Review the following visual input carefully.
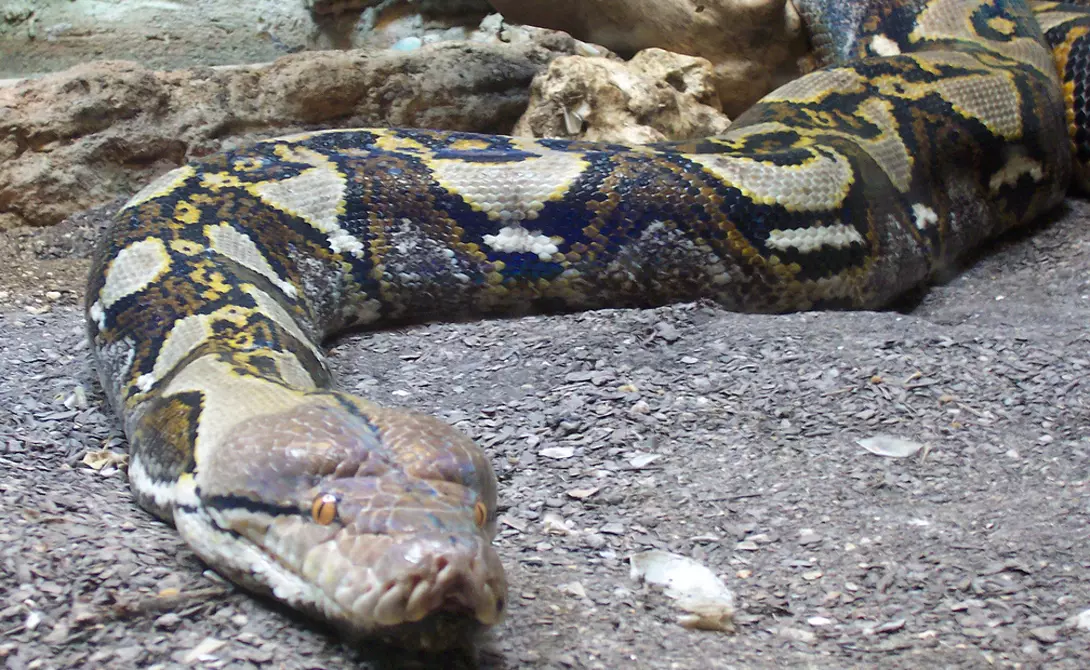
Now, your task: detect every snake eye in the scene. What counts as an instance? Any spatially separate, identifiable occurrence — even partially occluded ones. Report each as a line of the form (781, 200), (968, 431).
(311, 493), (338, 526)
(473, 501), (488, 528)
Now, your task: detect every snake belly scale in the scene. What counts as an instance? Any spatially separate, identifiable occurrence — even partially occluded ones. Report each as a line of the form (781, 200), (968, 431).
(86, 0), (1089, 651)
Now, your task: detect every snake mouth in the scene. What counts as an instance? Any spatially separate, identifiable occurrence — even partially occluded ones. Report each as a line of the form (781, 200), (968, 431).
(289, 528), (507, 651)
(326, 545), (507, 651)
(317, 536), (507, 629)
(176, 502), (506, 651)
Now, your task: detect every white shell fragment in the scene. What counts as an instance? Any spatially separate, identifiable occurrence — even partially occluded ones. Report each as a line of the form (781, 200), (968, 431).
(1073, 608), (1090, 631)
(81, 449), (129, 471)
(629, 550), (735, 632)
(628, 452), (663, 468)
(539, 446), (576, 459)
(856, 434), (924, 458)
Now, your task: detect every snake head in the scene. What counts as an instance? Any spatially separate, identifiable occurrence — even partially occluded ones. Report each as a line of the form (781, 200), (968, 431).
(173, 396), (506, 651)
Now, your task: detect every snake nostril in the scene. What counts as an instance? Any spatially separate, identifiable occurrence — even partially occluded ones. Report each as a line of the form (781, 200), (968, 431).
(496, 597), (505, 612)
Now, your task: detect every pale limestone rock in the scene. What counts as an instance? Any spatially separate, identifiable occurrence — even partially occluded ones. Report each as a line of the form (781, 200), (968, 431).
(1, 0), (495, 79)
(513, 48), (731, 144)
(487, 0), (808, 116)
(308, 0), (490, 15)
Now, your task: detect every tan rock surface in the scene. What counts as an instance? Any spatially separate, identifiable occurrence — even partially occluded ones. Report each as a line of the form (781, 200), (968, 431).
(0, 37), (576, 230)
(487, 0), (808, 116)
(0, 0), (493, 78)
(513, 48), (731, 144)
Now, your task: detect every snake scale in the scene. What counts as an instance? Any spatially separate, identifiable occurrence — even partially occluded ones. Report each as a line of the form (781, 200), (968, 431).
(85, 0), (1090, 652)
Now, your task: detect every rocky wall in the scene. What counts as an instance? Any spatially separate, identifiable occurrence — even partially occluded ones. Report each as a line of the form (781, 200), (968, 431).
(0, 0), (493, 79)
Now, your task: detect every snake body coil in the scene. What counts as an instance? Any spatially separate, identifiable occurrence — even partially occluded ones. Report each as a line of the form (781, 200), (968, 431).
(86, 0), (1090, 651)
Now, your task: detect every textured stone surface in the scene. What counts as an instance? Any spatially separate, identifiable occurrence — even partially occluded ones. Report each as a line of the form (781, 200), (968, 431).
(0, 0), (495, 78)
(487, 0), (809, 116)
(308, 0), (490, 15)
(513, 48), (731, 144)
(0, 36), (576, 229)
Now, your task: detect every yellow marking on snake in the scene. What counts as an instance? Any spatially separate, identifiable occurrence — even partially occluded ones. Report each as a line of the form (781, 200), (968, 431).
(124, 165), (195, 210)
(933, 73), (1025, 137)
(686, 149), (854, 210)
(763, 67), (867, 103)
(96, 238), (171, 312)
(1034, 7), (1089, 33)
(161, 355), (325, 463)
(206, 223), (299, 299)
(249, 146), (358, 257)
(146, 305), (249, 391)
(429, 142), (589, 222)
(914, 0), (1058, 77)
(243, 285), (323, 359)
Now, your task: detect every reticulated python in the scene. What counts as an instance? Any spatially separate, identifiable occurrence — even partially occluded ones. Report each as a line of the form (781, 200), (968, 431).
(85, 0), (1090, 651)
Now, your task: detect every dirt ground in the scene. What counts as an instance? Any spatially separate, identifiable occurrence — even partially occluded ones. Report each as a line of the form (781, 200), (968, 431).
(0, 196), (1087, 669)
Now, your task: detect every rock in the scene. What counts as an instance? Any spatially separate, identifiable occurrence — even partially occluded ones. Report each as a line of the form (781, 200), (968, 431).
(487, 0), (808, 117)
(0, 36), (576, 229)
(309, 0), (490, 15)
(154, 613), (181, 630)
(778, 627), (816, 643)
(2, 0), (494, 79)
(513, 48), (731, 144)
(1029, 626), (1061, 644)
(1074, 608), (1090, 631)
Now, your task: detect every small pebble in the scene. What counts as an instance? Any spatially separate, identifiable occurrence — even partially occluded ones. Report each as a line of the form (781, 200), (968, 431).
(779, 627), (816, 643)
(1029, 626), (1061, 644)
(391, 36), (423, 51)
(1075, 609), (1090, 631)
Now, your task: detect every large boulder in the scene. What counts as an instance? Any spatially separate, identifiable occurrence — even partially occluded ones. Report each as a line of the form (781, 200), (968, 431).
(487, 0), (808, 116)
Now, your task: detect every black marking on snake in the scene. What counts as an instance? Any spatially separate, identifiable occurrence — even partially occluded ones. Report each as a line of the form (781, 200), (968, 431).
(1065, 28), (1090, 164)
(202, 493), (306, 520)
(202, 146), (310, 184)
(290, 129), (382, 154)
(329, 392), (385, 437)
(972, 1), (1035, 42)
(130, 391), (204, 480)
(536, 137), (634, 154)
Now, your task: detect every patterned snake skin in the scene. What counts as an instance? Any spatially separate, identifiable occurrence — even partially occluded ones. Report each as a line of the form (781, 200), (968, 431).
(86, 0), (1090, 651)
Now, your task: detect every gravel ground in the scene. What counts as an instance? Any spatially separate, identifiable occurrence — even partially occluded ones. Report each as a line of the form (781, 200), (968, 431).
(0, 199), (1088, 669)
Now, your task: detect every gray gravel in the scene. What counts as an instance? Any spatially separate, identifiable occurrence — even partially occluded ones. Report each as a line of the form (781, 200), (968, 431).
(0, 199), (1087, 669)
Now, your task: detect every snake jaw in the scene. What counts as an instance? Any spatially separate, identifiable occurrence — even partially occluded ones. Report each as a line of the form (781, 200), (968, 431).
(247, 513), (507, 646)
(327, 531), (507, 629)
(178, 507), (507, 650)
(177, 398), (507, 650)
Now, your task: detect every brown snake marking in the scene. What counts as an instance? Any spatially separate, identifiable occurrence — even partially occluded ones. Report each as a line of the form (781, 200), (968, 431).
(86, 0), (1090, 651)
